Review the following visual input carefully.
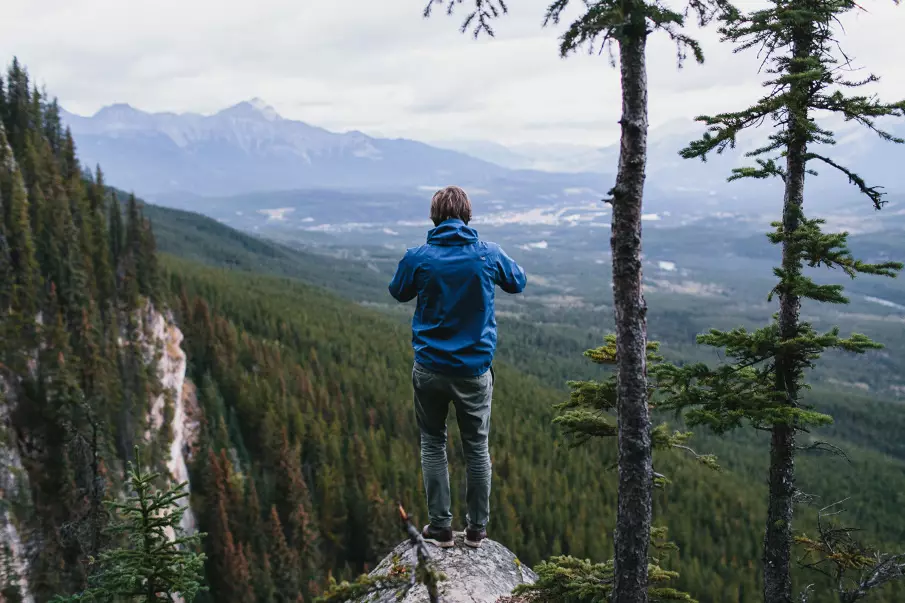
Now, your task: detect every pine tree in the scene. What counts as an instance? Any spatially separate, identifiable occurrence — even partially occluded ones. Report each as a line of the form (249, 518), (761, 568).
(248, 544), (277, 603)
(0, 74), (6, 127)
(425, 2), (735, 600)
(0, 122), (40, 368)
(0, 229), (11, 317)
(43, 97), (64, 155)
(660, 2), (905, 602)
(89, 167), (115, 311)
(53, 449), (207, 603)
(268, 505), (302, 603)
(3, 58), (31, 160)
(108, 191), (124, 278)
(510, 337), (716, 602)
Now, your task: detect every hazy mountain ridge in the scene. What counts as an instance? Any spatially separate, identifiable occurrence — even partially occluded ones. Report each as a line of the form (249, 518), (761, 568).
(435, 118), (905, 203)
(65, 100), (903, 217)
(62, 100), (610, 197)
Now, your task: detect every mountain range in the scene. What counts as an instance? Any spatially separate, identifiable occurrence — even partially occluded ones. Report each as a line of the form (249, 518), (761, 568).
(62, 100), (904, 212)
(61, 100), (607, 198)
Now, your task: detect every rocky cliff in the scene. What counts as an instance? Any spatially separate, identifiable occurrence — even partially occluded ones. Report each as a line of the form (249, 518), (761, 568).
(0, 303), (196, 603)
(0, 378), (34, 603)
(143, 304), (198, 537)
(359, 533), (537, 603)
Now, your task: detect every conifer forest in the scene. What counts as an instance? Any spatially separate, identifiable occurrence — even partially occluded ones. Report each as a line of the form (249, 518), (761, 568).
(1, 1), (905, 603)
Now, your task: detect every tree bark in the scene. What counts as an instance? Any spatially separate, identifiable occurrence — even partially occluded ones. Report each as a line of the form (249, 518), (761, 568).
(763, 26), (810, 603)
(611, 8), (652, 603)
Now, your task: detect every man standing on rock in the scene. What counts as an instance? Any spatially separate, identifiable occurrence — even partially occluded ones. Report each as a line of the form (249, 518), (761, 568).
(389, 185), (527, 549)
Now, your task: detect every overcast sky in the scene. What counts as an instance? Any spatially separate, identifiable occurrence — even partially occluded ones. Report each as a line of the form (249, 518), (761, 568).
(2, 0), (903, 147)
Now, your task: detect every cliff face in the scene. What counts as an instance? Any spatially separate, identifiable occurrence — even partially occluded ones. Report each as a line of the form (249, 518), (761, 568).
(0, 304), (197, 603)
(143, 305), (198, 537)
(361, 533), (537, 603)
(0, 378), (34, 603)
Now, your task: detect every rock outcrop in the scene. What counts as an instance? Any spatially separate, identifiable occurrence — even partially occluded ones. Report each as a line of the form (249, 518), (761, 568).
(360, 533), (536, 603)
(0, 378), (35, 603)
(142, 305), (197, 537)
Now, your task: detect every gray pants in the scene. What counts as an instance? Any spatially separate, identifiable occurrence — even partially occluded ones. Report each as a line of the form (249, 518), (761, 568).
(412, 362), (493, 531)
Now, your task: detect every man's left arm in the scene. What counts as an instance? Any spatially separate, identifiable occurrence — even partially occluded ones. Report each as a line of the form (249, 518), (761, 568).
(389, 251), (418, 302)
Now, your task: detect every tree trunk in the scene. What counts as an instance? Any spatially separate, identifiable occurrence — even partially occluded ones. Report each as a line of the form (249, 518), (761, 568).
(611, 9), (652, 603)
(763, 29), (810, 603)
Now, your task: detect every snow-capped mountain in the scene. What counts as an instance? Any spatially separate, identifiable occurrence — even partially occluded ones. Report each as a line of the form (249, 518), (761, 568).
(62, 99), (902, 208)
(62, 100), (610, 198)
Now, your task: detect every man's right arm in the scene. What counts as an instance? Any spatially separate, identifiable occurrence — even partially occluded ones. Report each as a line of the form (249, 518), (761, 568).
(388, 250), (418, 302)
(493, 246), (527, 294)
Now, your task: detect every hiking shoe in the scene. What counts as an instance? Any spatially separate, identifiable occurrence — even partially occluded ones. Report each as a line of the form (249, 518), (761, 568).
(465, 526), (486, 548)
(421, 525), (454, 548)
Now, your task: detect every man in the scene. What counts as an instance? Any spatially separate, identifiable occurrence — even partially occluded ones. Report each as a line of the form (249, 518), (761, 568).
(388, 185), (527, 549)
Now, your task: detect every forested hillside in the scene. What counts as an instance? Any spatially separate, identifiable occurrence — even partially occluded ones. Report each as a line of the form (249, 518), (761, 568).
(0, 60), (171, 600)
(150, 202), (905, 601)
(3, 60), (905, 603)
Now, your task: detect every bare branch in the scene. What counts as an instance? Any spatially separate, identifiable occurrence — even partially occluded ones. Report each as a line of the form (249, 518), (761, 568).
(806, 152), (888, 210)
(796, 499), (905, 602)
(796, 440), (851, 463)
(423, 0), (509, 38)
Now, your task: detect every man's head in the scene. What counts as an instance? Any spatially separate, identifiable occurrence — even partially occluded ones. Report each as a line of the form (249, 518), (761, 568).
(430, 185), (472, 226)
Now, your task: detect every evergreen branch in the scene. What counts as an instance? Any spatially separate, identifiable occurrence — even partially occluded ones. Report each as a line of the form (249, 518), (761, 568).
(543, 0), (733, 62)
(729, 158), (786, 182)
(680, 95), (785, 162)
(806, 153), (889, 210)
(767, 211), (902, 278)
(317, 505), (445, 603)
(811, 90), (905, 143)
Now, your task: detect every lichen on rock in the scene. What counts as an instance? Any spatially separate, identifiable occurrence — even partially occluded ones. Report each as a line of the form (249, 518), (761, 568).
(357, 533), (536, 603)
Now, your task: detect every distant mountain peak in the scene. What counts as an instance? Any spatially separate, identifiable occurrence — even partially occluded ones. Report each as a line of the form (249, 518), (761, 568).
(221, 98), (281, 121)
(93, 102), (140, 118)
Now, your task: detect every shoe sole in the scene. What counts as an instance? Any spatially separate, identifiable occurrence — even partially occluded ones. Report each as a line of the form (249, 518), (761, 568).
(422, 537), (455, 548)
(464, 539), (484, 548)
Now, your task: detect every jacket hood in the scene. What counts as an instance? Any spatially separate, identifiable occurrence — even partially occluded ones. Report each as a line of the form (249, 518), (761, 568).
(427, 219), (479, 246)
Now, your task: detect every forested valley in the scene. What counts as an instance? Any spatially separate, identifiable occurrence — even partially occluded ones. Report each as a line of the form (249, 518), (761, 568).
(1, 21), (905, 603)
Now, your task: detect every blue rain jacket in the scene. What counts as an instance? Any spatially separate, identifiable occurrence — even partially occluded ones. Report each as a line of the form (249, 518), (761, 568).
(388, 219), (527, 377)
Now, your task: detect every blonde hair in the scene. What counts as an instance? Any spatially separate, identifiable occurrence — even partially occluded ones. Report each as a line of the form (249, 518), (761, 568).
(430, 185), (472, 226)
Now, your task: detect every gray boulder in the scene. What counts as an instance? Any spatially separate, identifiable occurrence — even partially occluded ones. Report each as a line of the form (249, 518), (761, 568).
(358, 532), (537, 603)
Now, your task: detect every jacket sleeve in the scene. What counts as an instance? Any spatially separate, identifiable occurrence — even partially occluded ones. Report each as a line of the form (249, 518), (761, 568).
(388, 250), (418, 302)
(494, 247), (527, 294)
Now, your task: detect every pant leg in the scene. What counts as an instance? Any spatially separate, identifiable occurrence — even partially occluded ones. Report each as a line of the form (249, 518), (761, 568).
(412, 363), (453, 529)
(449, 366), (493, 531)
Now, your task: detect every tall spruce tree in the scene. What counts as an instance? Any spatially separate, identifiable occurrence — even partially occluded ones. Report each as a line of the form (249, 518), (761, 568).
(53, 450), (207, 603)
(657, 2), (905, 602)
(424, 1), (734, 599)
(0, 122), (40, 368)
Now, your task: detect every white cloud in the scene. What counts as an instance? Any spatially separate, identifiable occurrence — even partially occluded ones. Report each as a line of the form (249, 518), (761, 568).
(2, 0), (903, 147)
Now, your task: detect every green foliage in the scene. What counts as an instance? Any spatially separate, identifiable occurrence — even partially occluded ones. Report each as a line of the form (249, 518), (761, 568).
(671, 0), (904, 434)
(554, 335), (719, 476)
(0, 59), (171, 600)
(317, 555), (429, 603)
(5, 52), (905, 603)
(512, 528), (694, 602)
(534, 333), (721, 601)
(680, 1), (905, 205)
(51, 449), (206, 603)
(146, 202), (905, 602)
(675, 1), (904, 600)
(430, 0), (736, 62)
